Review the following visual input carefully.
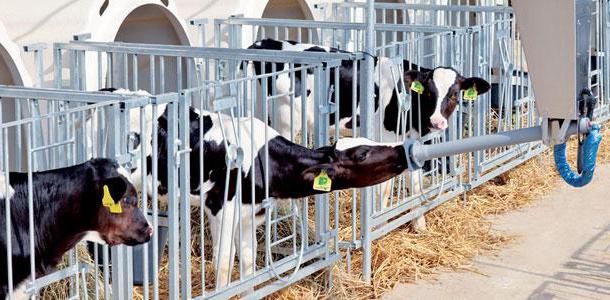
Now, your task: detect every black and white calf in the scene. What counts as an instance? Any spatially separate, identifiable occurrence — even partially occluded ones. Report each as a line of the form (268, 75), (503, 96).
(136, 106), (408, 287)
(247, 39), (491, 230)
(0, 159), (152, 299)
(246, 38), (491, 140)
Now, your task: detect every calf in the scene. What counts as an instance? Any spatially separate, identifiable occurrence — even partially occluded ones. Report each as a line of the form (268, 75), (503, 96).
(246, 38), (490, 140)
(247, 39), (491, 230)
(136, 106), (408, 287)
(0, 158), (152, 299)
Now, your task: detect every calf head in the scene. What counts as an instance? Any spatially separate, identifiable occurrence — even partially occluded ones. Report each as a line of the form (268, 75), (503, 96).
(90, 160), (152, 246)
(405, 67), (491, 131)
(301, 138), (407, 190)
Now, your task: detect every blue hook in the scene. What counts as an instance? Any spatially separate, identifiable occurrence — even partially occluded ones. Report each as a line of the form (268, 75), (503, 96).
(553, 123), (602, 187)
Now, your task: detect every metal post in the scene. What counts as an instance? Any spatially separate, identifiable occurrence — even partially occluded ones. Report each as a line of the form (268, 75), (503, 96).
(109, 105), (127, 300)
(167, 102), (180, 300)
(360, 0), (375, 284)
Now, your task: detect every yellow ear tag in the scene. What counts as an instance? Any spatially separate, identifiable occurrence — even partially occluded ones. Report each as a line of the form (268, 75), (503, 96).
(109, 202), (123, 214)
(410, 81), (424, 94)
(101, 185), (115, 208)
(313, 170), (332, 192)
(463, 87), (478, 101)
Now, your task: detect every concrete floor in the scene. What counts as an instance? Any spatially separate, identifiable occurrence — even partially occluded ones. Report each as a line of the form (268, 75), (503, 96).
(384, 164), (610, 300)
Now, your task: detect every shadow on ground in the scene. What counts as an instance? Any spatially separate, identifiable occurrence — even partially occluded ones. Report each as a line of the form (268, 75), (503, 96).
(527, 223), (610, 299)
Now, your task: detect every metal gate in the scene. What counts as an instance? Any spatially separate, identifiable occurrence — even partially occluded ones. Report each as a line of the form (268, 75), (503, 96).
(0, 86), (171, 299)
(51, 40), (352, 299)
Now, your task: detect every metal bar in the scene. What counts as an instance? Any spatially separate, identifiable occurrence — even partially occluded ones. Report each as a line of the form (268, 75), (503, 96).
(411, 121), (589, 164)
(26, 123), (37, 300)
(0, 85), (127, 102)
(25, 264), (87, 293)
(167, 102), (179, 300)
(179, 92), (192, 299)
(2, 115), (14, 299)
(219, 16), (465, 33)
(198, 246), (337, 300)
(109, 104), (126, 300)
(334, 2), (514, 13)
(360, 0), (376, 284)
(58, 41), (358, 63)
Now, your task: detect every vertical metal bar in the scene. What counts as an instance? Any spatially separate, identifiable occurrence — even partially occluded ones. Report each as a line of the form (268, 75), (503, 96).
(313, 66), (326, 244)
(300, 68), (308, 146)
(26, 123), (36, 300)
(249, 78), (257, 277)
(160, 57), (166, 93)
(176, 57), (183, 91)
(360, 0), (375, 284)
(179, 92), (192, 300)
(109, 104), (126, 300)
(167, 101), (179, 300)
(139, 103), (150, 300)
(2, 108), (15, 299)
(151, 104), (160, 300)
(199, 85), (207, 294)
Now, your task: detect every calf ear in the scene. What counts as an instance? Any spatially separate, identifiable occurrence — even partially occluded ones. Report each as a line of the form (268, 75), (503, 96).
(127, 132), (141, 150)
(102, 176), (128, 203)
(158, 112), (168, 130)
(460, 77), (491, 95)
(404, 70), (421, 89)
(99, 87), (117, 93)
(317, 144), (338, 162)
(301, 165), (337, 182)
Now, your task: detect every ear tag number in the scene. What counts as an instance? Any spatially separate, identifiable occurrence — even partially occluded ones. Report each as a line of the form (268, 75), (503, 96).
(102, 185), (115, 207)
(109, 202), (123, 214)
(313, 171), (332, 192)
(410, 81), (424, 94)
(463, 87), (478, 101)
(102, 185), (122, 214)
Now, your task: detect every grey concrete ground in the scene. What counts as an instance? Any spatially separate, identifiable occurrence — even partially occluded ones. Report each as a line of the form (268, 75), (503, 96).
(384, 164), (610, 300)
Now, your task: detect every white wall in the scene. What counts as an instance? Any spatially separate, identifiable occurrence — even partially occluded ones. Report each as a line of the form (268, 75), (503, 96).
(0, 0), (190, 88)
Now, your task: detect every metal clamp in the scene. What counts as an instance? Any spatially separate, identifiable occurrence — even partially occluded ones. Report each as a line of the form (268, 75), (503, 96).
(322, 84), (337, 114)
(174, 140), (192, 166)
(261, 198), (274, 210)
(403, 138), (423, 171)
(225, 144), (244, 169)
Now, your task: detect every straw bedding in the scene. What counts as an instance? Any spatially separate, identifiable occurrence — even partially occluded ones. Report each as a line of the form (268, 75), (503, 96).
(273, 124), (610, 300)
(40, 124), (610, 299)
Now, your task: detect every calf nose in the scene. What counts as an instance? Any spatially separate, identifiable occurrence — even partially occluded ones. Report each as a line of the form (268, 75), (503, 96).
(430, 115), (448, 130)
(146, 225), (154, 237)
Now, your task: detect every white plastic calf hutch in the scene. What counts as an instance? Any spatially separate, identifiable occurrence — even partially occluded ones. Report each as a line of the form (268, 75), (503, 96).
(0, 0), (191, 88)
(0, 22), (32, 171)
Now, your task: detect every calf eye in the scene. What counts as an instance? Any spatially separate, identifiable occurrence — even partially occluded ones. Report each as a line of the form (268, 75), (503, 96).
(357, 152), (368, 162)
(124, 196), (137, 206)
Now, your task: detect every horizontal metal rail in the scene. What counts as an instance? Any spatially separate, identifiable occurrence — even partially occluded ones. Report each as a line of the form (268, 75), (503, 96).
(58, 41), (358, 64)
(328, 2), (514, 13)
(215, 17), (464, 33)
(0, 85), (127, 102)
(25, 264), (89, 294)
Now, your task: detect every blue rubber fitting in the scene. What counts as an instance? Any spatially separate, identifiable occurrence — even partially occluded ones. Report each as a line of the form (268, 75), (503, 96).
(553, 123), (602, 187)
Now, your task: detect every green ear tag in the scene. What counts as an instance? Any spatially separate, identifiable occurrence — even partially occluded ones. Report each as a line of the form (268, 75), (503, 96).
(410, 81), (424, 94)
(109, 202), (123, 214)
(102, 185), (114, 208)
(463, 87), (478, 101)
(313, 171), (332, 192)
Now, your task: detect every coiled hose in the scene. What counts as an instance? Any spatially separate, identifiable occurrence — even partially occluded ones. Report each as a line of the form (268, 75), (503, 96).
(553, 123), (602, 187)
